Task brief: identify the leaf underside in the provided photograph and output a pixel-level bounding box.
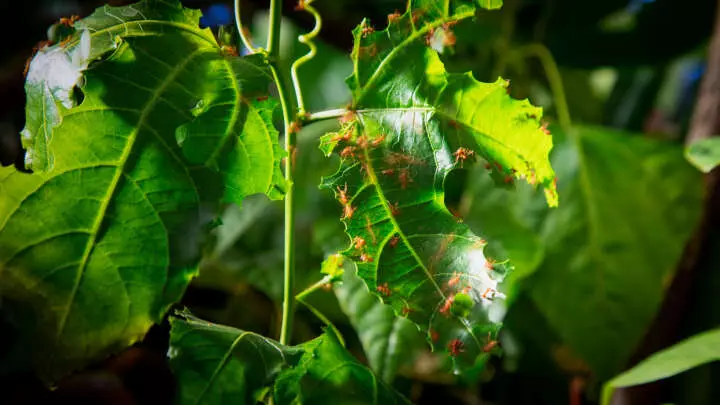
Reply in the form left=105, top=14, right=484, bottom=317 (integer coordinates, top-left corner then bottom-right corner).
left=0, top=0, right=284, bottom=381
left=169, top=312, right=410, bottom=405
left=334, top=268, right=424, bottom=383
left=320, top=3, right=556, bottom=371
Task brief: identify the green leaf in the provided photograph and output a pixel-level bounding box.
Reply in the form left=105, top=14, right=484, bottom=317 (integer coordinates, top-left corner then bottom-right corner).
left=1, top=0, right=284, bottom=380
left=320, top=7, right=555, bottom=372
left=462, top=166, right=545, bottom=289
left=522, top=126, right=703, bottom=378
left=408, top=0, right=503, bottom=24
left=335, top=268, right=424, bottom=383
left=685, top=137, right=720, bottom=173
left=601, top=328, right=720, bottom=405
left=273, top=329, right=412, bottom=405
left=321, top=253, right=346, bottom=280
left=170, top=312, right=410, bottom=405
left=168, top=311, right=303, bottom=404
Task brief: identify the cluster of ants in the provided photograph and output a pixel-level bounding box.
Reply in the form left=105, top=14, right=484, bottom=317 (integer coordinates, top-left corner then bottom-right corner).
left=24, top=15, right=80, bottom=77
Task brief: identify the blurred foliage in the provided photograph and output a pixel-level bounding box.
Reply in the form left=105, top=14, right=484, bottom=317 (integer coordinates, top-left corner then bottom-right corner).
left=1, top=0, right=718, bottom=403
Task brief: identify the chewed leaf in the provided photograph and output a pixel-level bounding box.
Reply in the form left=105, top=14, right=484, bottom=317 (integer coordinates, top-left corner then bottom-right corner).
left=321, top=4, right=555, bottom=372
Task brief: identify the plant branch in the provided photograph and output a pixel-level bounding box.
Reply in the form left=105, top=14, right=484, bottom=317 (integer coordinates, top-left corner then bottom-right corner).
left=234, top=0, right=259, bottom=53
left=264, top=0, right=296, bottom=346
left=290, top=1, right=323, bottom=115
left=513, top=44, right=572, bottom=129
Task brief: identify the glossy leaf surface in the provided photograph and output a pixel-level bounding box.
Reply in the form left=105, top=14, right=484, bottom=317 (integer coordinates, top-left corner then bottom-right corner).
left=1, top=0, right=283, bottom=380
left=321, top=3, right=556, bottom=371
left=169, top=312, right=302, bottom=404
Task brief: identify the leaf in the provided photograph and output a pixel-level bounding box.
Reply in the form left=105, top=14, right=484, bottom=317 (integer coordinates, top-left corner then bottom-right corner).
left=1, top=0, right=284, bottom=380
left=520, top=126, right=703, bottom=378
left=409, top=0, right=503, bottom=24
left=462, top=166, right=545, bottom=289
left=685, top=137, right=720, bottom=173
left=601, top=328, right=720, bottom=405
left=169, top=312, right=410, bottom=405
left=320, top=6, right=556, bottom=372
left=168, top=311, right=303, bottom=404
left=334, top=268, right=425, bottom=383
left=273, top=329, right=412, bottom=405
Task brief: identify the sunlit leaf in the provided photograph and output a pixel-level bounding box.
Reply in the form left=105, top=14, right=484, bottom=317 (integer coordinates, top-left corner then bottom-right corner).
left=320, top=6, right=555, bottom=372
left=1, top=0, right=284, bottom=381
left=601, top=328, right=720, bottom=405
left=685, top=137, right=720, bottom=173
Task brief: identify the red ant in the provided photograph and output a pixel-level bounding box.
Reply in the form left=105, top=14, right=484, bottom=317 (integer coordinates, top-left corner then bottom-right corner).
left=336, top=184, right=350, bottom=205
left=448, top=339, right=464, bottom=357
left=481, top=288, right=497, bottom=300
left=447, top=273, right=461, bottom=288
left=388, top=235, right=400, bottom=248
left=398, top=169, right=412, bottom=189
left=439, top=294, right=455, bottom=316
left=453, top=147, right=475, bottom=165
left=59, top=15, right=80, bottom=27
left=371, top=134, right=385, bottom=147
left=342, top=204, right=356, bottom=220
left=388, top=11, right=401, bottom=23
left=360, top=22, right=375, bottom=37
left=353, top=236, right=366, bottom=250
left=360, top=252, right=374, bottom=263
left=389, top=201, right=400, bottom=216
left=377, top=283, right=391, bottom=296
left=540, top=121, right=551, bottom=135
left=340, top=146, right=357, bottom=159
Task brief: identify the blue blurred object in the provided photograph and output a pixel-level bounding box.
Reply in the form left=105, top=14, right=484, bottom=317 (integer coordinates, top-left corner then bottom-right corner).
left=200, top=3, right=233, bottom=28
left=627, top=0, right=655, bottom=14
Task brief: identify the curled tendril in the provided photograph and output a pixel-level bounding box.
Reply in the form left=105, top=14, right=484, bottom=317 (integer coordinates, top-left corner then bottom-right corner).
left=234, top=0, right=258, bottom=53
left=291, top=0, right=322, bottom=115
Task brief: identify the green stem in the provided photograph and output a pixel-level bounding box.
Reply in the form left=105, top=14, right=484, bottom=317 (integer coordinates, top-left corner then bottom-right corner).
left=265, top=0, right=296, bottom=346
left=233, top=0, right=258, bottom=53
left=295, top=275, right=346, bottom=347
left=304, top=108, right=347, bottom=123
left=267, top=0, right=282, bottom=56
left=514, top=44, right=572, bottom=129
left=290, top=2, right=323, bottom=115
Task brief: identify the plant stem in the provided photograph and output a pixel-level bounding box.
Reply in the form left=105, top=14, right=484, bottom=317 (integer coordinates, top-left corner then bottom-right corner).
left=304, top=108, right=347, bottom=123
left=267, top=0, right=282, bottom=56
left=295, top=275, right=346, bottom=347
left=233, top=0, right=258, bottom=53
left=290, top=1, right=323, bottom=115
left=265, top=0, right=296, bottom=346
left=514, top=44, right=572, bottom=129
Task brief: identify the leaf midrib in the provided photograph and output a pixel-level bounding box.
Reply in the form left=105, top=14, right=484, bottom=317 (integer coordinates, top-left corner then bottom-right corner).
left=353, top=11, right=474, bottom=106
left=55, top=47, right=206, bottom=340
left=356, top=130, right=446, bottom=299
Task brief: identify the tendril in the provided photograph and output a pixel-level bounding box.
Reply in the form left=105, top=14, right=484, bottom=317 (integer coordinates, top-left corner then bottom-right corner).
left=291, top=0, right=323, bottom=115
